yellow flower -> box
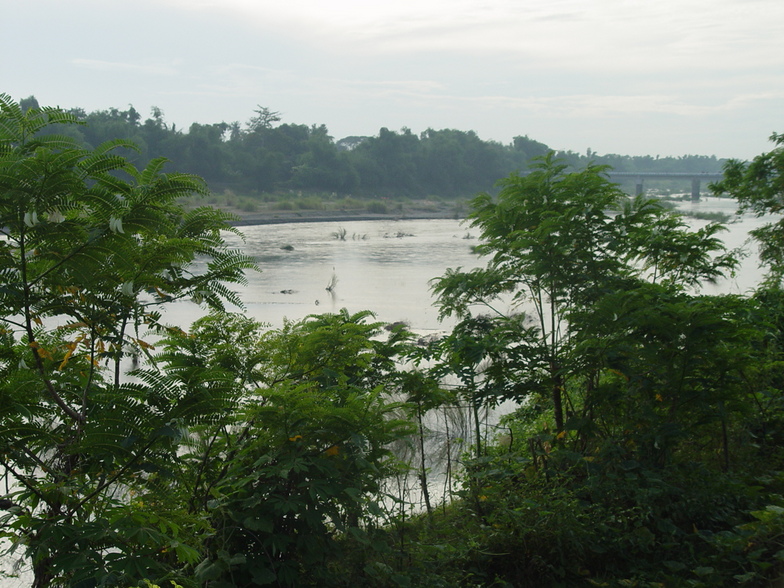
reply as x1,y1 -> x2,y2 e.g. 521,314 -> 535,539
288,435 -> 303,442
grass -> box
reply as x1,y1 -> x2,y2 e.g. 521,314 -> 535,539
182,189 -> 471,221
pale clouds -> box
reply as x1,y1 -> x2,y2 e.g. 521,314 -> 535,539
3,0 -> 783,158
72,59 -> 180,77
188,0 -> 783,71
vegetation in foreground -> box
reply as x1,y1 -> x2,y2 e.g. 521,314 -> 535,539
1,94 -> 784,587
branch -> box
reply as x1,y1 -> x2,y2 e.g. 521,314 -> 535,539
30,347 -> 84,424
0,456 -> 46,505
67,436 -> 158,516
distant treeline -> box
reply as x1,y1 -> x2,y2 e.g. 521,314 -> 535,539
22,96 -> 727,198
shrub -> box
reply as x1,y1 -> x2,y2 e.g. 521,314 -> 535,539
366,200 -> 389,214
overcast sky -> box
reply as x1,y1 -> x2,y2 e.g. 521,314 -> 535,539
3,0 -> 782,159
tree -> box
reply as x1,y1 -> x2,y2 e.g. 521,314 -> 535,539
712,131 -> 784,469
711,131 -> 784,285
336,136 -> 368,151
405,154 -> 778,587
0,94 -> 255,587
292,125 -> 358,192
570,282 -> 756,469
431,154 -> 737,433
19,95 -> 40,113
350,127 -> 420,196
153,309 -> 415,587
178,122 -> 230,183
247,105 -> 281,133
511,134 -> 550,165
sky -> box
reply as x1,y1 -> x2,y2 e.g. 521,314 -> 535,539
2,0 -> 783,160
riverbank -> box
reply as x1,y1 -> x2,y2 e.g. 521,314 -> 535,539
229,209 -> 463,226
217,200 -> 467,227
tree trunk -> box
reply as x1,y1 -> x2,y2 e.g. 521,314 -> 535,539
417,410 -> 433,519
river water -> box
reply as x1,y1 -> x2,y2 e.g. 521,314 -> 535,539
172,217 -> 484,334
679,196 -> 769,296
171,196 -> 767,334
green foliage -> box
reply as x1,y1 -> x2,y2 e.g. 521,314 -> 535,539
151,309 -> 416,587
392,149 -> 784,586
409,451 -> 761,587
366,200 -> 389,214
570,283 -> 758,468
194,384 -> 410,587
135,582 -> 184,588
0,94 -> 255,587
712,131 -> 784,286
4,97 -> 784,587
430,154 -> 737,435
680,209 -> 732,223
713,502 -> 784,583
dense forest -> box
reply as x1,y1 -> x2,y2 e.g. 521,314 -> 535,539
2,93 -> 784,587
17,96 -> 724,200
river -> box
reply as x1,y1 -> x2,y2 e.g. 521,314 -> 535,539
170,217 -> 484,334
169,196 -> 767,335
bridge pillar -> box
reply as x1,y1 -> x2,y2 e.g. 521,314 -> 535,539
635,177 -> 643,196
691,178 -> 701,201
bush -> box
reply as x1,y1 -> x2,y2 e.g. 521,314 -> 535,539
383,447 -> 776,587
296,195 -> 325,210
366,200 -> 389,214
334,197 -> 365,210
239,198 -> 258,212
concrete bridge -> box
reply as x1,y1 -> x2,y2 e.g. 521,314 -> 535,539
606,172 -> 724,200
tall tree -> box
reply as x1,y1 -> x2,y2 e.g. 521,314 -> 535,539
154,309 -> 414,587
247,105 -> 281,133
0,94 -> 255,587
432,154 -> 737,432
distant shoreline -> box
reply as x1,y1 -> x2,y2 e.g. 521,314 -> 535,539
226,208 -> 465,227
